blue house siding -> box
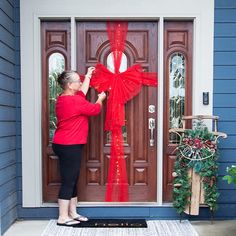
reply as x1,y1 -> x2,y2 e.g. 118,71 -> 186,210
0,0 -> 19,234
214,0 -> 236,215
0,0 -> 231,227
15,0 -> 236,221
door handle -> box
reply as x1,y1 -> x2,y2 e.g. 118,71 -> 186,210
149,118 -> 155,146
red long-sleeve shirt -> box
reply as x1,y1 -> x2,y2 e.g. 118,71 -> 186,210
52,91 -> 101,145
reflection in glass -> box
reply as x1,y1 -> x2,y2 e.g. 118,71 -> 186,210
107,52 -> 128,73
169,53 -> 186,143
106,52 -> 128,144
48,53 -> 65,141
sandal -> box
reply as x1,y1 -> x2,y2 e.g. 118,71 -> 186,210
73,214 -> 88,222
57,219 -> 80,227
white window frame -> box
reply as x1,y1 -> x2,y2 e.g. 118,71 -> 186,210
20,0 -> 214,207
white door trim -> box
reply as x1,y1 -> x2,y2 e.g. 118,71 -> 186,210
20,0 -> 214,207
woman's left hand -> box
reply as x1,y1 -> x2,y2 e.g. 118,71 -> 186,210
86,67 -> 95,79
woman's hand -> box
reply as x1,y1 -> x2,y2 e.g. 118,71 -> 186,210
98,92 -> 106,101
86,67 -> 95,79
96,92 -> 106,105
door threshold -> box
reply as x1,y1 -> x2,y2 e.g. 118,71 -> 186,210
42,202 -> 173,207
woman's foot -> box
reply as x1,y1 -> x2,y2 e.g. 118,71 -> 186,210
70,213 -> 88,222
57,217 -> 80,226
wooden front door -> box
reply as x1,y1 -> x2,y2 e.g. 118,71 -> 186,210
42,21 -> 158,202
77,22 -> 158,202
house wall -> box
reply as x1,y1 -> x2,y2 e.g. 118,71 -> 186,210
0,0 -> 233,228
16,0 -> 236,221
214,0 -> 236,212
0,0 -> 19,234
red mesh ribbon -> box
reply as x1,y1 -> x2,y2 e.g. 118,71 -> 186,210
91,63 -> 157,130
90,22 -> 157,201
107,22 -> 128,74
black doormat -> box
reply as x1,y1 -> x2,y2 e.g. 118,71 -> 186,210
73,219 -> 147,228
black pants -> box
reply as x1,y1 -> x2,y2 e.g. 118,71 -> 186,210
52,143 -> 84,200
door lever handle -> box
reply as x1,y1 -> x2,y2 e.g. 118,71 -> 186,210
149,118 -> 155,146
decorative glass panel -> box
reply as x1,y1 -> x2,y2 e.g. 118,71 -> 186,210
48,53 -> 65,142
106,119 -> 128,144
107,52 -> 128,73
106,52 -> 128,144
169,53 -> 186,143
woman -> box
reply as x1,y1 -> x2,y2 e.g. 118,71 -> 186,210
52,67 -> 106,226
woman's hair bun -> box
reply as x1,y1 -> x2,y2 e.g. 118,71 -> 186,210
57,70 -> 77,89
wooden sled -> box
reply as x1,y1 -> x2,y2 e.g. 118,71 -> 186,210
170,115 -> 227,217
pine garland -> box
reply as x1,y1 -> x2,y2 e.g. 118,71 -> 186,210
172,121 -> 220,214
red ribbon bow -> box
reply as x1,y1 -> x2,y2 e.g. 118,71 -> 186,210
91,63 -> 157,131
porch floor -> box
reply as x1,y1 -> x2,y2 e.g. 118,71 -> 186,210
3,219 -> 236,236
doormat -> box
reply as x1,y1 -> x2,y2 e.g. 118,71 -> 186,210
73,219 -> 147,228
41,220 -> 199,236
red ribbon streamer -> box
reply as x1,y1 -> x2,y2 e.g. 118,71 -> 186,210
89,22 -> 157,201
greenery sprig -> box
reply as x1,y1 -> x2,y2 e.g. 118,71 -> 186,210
223,165 -> 236,187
